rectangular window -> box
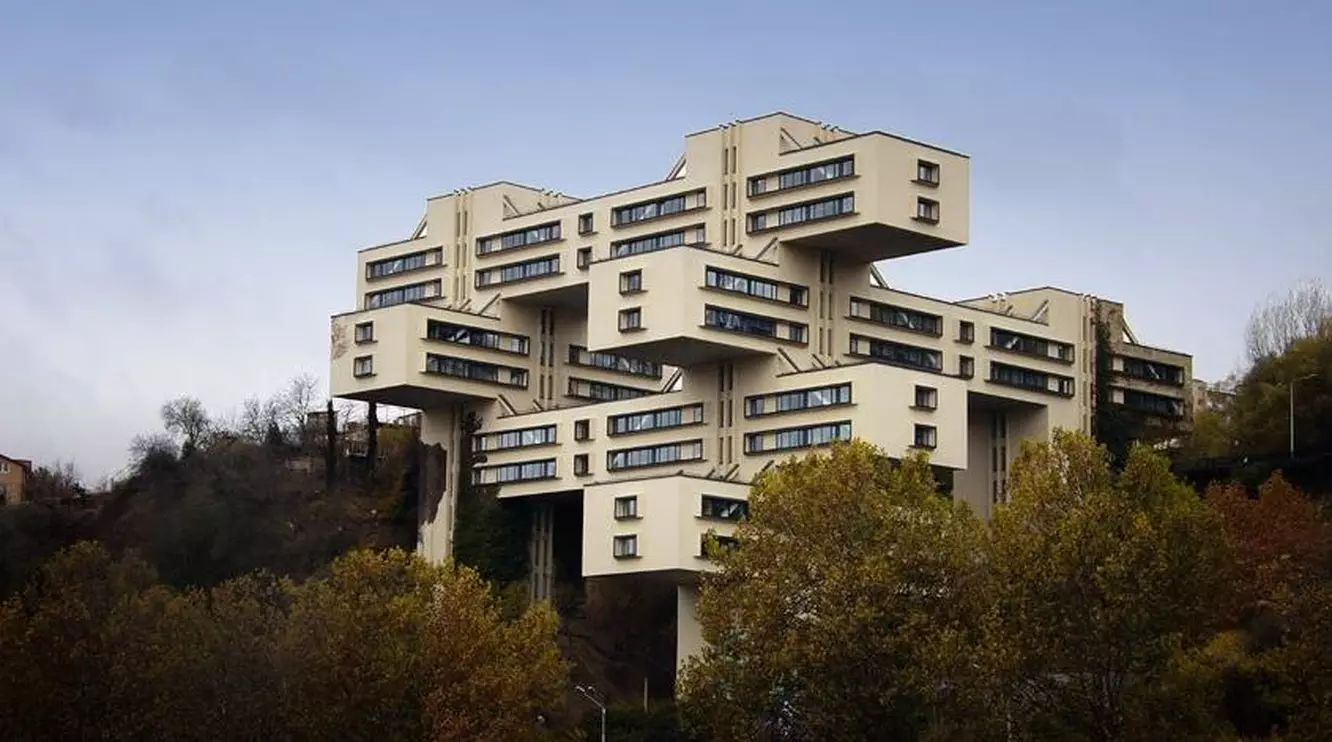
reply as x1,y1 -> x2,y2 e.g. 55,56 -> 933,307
914,386 -> 938,410
1119,357 -> 1186,386
574,419 -> 591,441
606,439 -> 705,471
608,404 -> 704,436
959,355 -> 975,378
476,221 -> 561,255
848,298 -> 943,336
425,353 -> 528,387
915,198 -> 940,223
472,458 -> 557,485
612,189 -> 706,226
567,377 -> 653,402
989,361 -> 1075,397
958,321 -> 975,343
913,424 -> 938,449
705,305 -> 807,344
426,320 -> 529,354
990,328 -> 1075,363
701,495 -> 748,521
614,496 -> 639,519
354,322 -> 375,343
916,160 -> 940,186
744,383 -> 851,417
848,334 -> 942,372
473,424 -> 557,452
352,356 -> 374,377
577,247 -> 591,270
705,267 -> 808,306
474,255 -> 560,288
1121,389 -> 1186,418
611,226 -> 705,258
578,213 -> 594,234
364,279 -> 441,309
745,421 -> 852,454
574,454 -> 590,476
619,308 -> 643,331
366,249 -> 438,279
619,270 -> 643,293
567,345 -> 661,378
613,535 -> 639,558
748,157 -> 854,196
748,193 -> 855,232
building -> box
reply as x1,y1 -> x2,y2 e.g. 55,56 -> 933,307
1192,378 -> 1236,414
329,112 -> 1192,674
0,454 -> 32,505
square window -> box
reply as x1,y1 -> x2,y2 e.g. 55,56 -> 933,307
958,321 -> 975,344
959,355 -> 975,379
574,419 -> 590,441
916,160 -> 940,186
914,386 -> 938,410
619,308 -> 643,331
619,270 -> 643,294
788,324 -> 807,343
577,247 -> 591,270
578,213 -> 594,234
913,424 -> 937,449
701,495 -> 748,521
353,356 -> 374,377
574,454 -> 590,476
614,496 -> 638,519
354,322 -> 375,343
613,534 -> 639,558
915,198 -> 940,223
788,287 -> 808,306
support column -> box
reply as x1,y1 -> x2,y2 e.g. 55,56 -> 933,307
530,503 -> 555,603
676,584 -> 703,677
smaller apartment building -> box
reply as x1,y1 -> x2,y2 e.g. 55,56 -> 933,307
0,455 -> 31,506
329,113 -> 1193,676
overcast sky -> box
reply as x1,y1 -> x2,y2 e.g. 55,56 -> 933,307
2,0 -> 1329,483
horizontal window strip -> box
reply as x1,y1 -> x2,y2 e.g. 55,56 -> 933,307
611,225 -> 706,258
706,266 -> 808,306
745,383 -> 851,417
990,327 -> 1075,363
748,193 -> 854,232
567,345 -> 660,378
1119,388 -> 1185,418
366,249 -> 440,279
606,439 -> 704,471
364,280 -> 441,309
567,377 -> 653,402
425,353 -> 528,388
848,334 -> 942,372
848,297 -> 942,336
748,157 -> 854,196
472,458 -> 556,485
612,189 -> 706,226
608,404 -> 704,436
705,305 -> 808,344
427,320 -> 529,355
1118,356 -> 1185,385
988,361 -> 1074,397
475,254 -> 560,288
476,221 -> 561,256
745,421 -> 852,454
472,424 -> 556,452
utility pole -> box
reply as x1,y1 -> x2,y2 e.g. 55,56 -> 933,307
575,685 -> 606,742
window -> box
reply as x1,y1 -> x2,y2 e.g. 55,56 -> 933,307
614,496 -> 639,519
704,267 -> 808,306
1119,357 -> 1185,386
608,404 -> 704,436
913,424 -> 938,449
0,462 -> 7,474
700,534 -> 738,559
473,425 -> 557,452
472,458 -> 557,485
705,305 -> 807,343
577,247 -> 591,270
567,377 -> 653,402
476,221 -> 561,255
613,535 -> 639,558
745,383 -> 851,417
914,386 -> 938,410
425,353 -> 528,387
915,198 -> 940,223
748,157 -> 854,196
354,322 -> 375,343
748,194 -> 855,232
352,356 -> 374,377
426,320 -> 529,354
366,249 -> 437,279
578,213 -> 594,234
958,321 -> 975,343
574,419 -> 591,441
619,308 -> 643,331
611,226 -> 705,258
989,361 -> 1075,397
619,270 -> 643,293
745,421 -> 852,454
990,328 -> 1075,363
916,160 -> 940,186
701,495 -> 748,521
959,355 -> 975,378
612,190 -> 705,226
848,334 -> 942,372
606,440 -> 704,471
568,345 -> 661,378
364,279 -> 441,309
848,298 -> 943,335
474,255 -> 560,287
574,454 -> 590,476
1121,389 -> 1186,418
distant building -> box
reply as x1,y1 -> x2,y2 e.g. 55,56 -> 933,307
1192,378 -> 1235,413
0,454 -> 32,505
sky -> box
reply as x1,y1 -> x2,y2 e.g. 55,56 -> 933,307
1,0 -> 1329,483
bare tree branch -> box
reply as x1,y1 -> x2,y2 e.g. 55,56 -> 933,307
1245,279 -> 1332,362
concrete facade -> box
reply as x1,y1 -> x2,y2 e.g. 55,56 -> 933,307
329,112 -> 1193,673
0,455 -> 31,506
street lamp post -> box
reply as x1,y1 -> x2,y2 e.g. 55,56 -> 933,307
1290,373 -> 1317,458
575,684 -> 606,742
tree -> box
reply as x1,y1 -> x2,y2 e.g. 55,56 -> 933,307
160,397 -> 210,457
1245,279 -> 1332,363
24,460 -> 84,501
942,431 -> 1227,742
1229,331 -> 1332,457
679,441 -> 984,741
